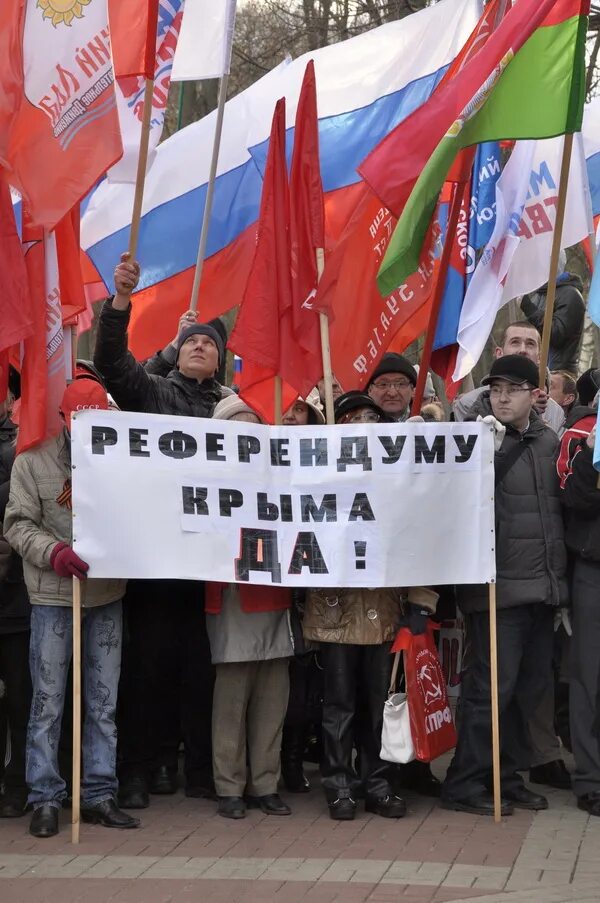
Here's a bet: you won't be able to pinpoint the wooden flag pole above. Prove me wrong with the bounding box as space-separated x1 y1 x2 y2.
189 74 230 314
412 181 466 414
69 324 78 383
274 375 283 425
71 577 82 844
127 77 155 260
316 248 335 425
538 132 574 387
488 581 502 823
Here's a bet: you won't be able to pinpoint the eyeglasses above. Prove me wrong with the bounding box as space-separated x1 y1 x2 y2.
371 379 412 391
343 412 381 424
489 384 533 398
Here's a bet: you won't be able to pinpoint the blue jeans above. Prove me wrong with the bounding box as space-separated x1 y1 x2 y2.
27 601 122 810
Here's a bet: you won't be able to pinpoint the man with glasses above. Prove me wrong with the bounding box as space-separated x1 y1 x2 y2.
453 322 564 434
442 355 568 816
367 354 417 422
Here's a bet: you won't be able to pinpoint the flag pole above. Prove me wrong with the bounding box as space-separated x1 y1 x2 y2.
538 132 574 387
412 180 467 413
189 74 230 314
316 248 335 425
488 581 502 823
274 375 283 424
128 77 155 259
71 577 82 844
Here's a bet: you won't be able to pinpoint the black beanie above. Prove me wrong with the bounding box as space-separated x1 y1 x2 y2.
367 353 417 387
176 324 225 367
576 368 600 406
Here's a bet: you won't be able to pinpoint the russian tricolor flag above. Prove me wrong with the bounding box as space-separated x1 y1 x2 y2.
81 0 482 359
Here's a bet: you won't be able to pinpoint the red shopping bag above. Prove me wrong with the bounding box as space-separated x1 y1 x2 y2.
391 625 457 762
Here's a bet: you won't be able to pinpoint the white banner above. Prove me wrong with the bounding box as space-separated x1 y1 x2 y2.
71 412 496 588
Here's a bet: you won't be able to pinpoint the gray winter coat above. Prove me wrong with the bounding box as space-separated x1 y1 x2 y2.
4 432 126 608
458 415 568 614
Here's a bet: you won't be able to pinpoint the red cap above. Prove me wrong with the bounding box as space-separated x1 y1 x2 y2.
60 380 108 430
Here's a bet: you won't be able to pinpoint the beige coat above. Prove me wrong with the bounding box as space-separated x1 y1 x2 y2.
4 432 125 608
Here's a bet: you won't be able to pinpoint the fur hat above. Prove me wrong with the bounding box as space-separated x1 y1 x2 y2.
334 390 392 423
213 395 263 422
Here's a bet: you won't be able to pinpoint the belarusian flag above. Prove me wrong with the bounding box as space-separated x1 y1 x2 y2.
359 0 588 297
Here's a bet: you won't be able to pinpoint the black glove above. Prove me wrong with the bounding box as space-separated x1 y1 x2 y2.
401 603 430 635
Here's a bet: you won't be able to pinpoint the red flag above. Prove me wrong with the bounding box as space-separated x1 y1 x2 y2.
0 171 32 352
0 0 23 169
55 205 86 325
4 0 122 229
314 184 440 390
17 209 68 452
284 59 325 393
229 99 300 419
108 0 160 80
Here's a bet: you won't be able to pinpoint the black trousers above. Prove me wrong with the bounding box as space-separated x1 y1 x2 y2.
320 642 394 800
443 603 554 801
0 631 31 795
117 579 214 787
570 558 600 797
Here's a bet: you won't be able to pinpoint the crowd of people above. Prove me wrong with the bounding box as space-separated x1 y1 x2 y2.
1 252 599 839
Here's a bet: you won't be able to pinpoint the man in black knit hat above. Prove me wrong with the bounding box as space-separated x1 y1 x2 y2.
366 353 417 422
93 254 221 810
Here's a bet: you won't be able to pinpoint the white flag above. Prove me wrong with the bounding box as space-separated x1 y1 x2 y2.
454 133 592 381
171 0 237 82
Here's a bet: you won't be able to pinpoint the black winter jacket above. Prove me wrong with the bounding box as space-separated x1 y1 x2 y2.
0 416 16 518
458 415 568 614
0 422 30 633
557 405 600 561
521 273 585 375
94 301 222 416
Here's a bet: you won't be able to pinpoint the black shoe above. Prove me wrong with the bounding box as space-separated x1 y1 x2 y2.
150 765 177 795
442 792 514 817
365 794 407 818
281 726 311 793
328 795 356 821
396 761 442 798
81 798 140 828
217 796 246 819
503 786 548 811
282 767 311 793
29 804 59 838
578 791 600 816
185 780 217 801
118 774 149 810
530 760 571 790
245 793 291 815
0 792 27 818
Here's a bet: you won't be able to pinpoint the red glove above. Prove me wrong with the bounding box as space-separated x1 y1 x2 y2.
50 543 89 580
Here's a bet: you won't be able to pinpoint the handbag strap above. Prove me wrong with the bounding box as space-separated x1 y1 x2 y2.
388 652 401 695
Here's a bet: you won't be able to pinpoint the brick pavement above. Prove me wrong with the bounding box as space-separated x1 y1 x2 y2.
1 764 599 903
